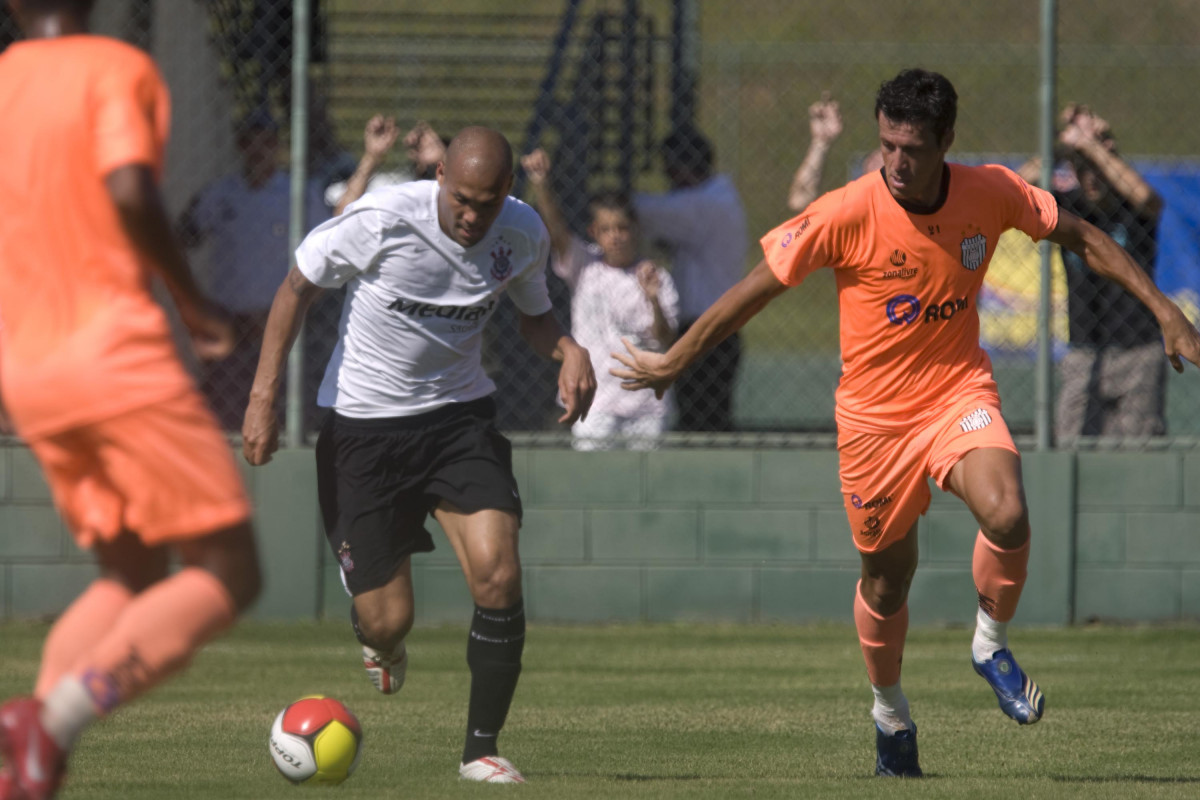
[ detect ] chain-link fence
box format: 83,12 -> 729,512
7,0 -> 1198,450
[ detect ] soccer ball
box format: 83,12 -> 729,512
269,695 -> 363,784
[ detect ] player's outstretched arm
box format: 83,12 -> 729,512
243,266 -> 326,465
517,310 -> 596,424
1048,210 -> 1200,372
612,259 -> 789,398
105,164 -> 234,361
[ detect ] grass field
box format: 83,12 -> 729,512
3,621 -> 1200,799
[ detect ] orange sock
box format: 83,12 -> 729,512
35,579 -> 134,699
972,531 -> 1029,623
69,568 -> 237,714
853,580 -> 908,687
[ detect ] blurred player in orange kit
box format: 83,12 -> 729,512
614,68 -> 1200,777
0,1 -> 261,797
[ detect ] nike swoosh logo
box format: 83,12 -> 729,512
473,730 -> 497,738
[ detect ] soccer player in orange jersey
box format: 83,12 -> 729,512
0,2 -> 261,797
614,69 -> 1200,777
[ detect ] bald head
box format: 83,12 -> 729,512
436,127 -> 515,248
443,126 -> 514,185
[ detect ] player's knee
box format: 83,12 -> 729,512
355,604 -> 414,648
860,571 -> 913,617
468,562 -> 522,608
181,522 -> 262,613
976,492 -> 1029,547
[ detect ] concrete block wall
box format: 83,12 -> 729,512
0,445 -> 1196,625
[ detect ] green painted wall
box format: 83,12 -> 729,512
1,445 -> 1197,626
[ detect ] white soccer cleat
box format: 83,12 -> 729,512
362,642 -> 407,695
459,756 -> 526,783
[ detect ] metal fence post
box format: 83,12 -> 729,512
1036,0 -> 1058,452
286,0 -> 311,448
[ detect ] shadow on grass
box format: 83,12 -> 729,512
1051,775 -> 1200,784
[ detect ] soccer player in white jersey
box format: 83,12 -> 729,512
242,126 -> 596,784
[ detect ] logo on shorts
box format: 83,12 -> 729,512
851,494 -> 893,511
338,541 -> 355,572
959,408 -> 993,433
859,515 -> 883,539
490,238 -> 514,280
960,230 -> 987,270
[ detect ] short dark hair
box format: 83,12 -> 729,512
587,189 -> 637,224
661,126 -> 713,177
875,68 -> 958,144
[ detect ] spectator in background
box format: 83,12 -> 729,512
326,118 -> 449,213
331,114 -> 402,216
1020,104 -> 1166,443
635,125 -> 748,432
788,92 -> 845,213
522,148 -> 679,450
789,91 -> 885,214
179,109 -> 329,429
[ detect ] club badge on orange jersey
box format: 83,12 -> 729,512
960,229 -> 987,271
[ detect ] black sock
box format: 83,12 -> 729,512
462,599 -> 525,763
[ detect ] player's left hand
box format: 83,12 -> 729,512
1160,307 -> 1200,373
611,337 -> 676,400
556,341 -> 596,424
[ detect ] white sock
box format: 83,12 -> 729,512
871,682 -> 912,734
40,676 -> 99,751
972,606 -> 1008,663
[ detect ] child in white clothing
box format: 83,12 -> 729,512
522,149 -> 678,449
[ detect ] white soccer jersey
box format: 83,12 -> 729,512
295,180 -> 553,418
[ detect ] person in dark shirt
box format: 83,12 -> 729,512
1022,104 -> 1166,443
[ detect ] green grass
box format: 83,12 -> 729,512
3,621 -> 1200,798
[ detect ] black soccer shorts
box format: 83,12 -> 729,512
315,397 -> 522,595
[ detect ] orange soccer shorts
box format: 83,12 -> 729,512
837,390 -> 1018,554
26,389 -> 251,548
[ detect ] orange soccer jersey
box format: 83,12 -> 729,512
761,164 -> 1059,433
0,35 -> 193,437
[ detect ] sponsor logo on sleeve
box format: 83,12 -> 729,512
780,217 -> 811,248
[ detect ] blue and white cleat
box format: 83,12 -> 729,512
874,723 -> 923,778
972,648 -> 1044,724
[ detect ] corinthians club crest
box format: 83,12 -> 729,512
960,231 -> 987,271
338,541 -> 354,572
489,237 -> 514,280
